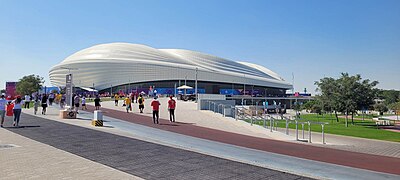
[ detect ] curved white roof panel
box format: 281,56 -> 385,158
49,43 -> 292,90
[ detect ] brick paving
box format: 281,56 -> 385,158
86,105 -> 400,175
3,113 -> 311,180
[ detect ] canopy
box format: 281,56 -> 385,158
80,87 -> 98,92
177,85 -> 193,89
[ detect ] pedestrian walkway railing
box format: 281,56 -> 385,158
203,103 -> 329,144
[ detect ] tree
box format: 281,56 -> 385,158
378,89 -> 400,105
315,73 -> 378,127
315,77 -> 338,120
16,74 -> 44,96
0,89 -> 5,94
374,103 -> 388,115
302,100 -> 315,113
293,102 -> 302,118
388,102 -> 400,120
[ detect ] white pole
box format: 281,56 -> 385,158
195,67 -> 198,102
243,74 -> 246,96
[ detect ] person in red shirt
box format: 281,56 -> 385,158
150,96 -> 161,124
6,101 -> 14,117
168,95 -> 176,122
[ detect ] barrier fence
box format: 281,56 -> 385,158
204,102 -> 328,144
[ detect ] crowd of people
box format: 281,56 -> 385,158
0,90 -> 178,127
117,93 -> 177,124
0,92 -> 103,128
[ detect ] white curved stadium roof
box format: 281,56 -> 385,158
49,43 -> 292,90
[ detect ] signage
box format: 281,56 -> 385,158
5,82 -> 17,99
65,74 -> 73,107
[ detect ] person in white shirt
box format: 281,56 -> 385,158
81,97 -> 87,110
0,95 -> 7,127
12,96 -> 24,127
24,94 -> 31,109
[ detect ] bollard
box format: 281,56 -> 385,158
270,118 -> 273,132
223,105 -> 225,117
214,103 -> 216,113
295,121 -> 298,141
92,110 -> 103,126
209,101 -> 211,111
302,123 -> 305,139
263,118 -> 266,128
250,116 -> 253,126
235,108 -> 238,120
285,119 -> 289,135
308,121 -> 312,143
322,124 -> 325,144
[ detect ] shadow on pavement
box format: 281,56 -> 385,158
5,125 -> 41,129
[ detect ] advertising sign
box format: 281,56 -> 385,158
65,74 -> 72,107
5,82 -> 17,99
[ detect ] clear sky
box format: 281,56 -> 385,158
0,0 -> 399,93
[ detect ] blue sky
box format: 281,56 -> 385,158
0,0 -> 399,93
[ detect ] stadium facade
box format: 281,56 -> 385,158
49,43 -> 292,96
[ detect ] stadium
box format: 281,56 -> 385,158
49,43 -> 292,96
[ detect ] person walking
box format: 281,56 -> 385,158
138,94 -> 145,113
130,93 -> 135,104
114,94 -> 119,106
24,94 -> 31,109
81,97 -> 87,110
168,96 -> 176,122
60,95 -> 66,109
12,96 -> 24,127
48,93 -> 55,106
41,94 -> 48,115
151,96 -> 161,124
94,95 -> 101,110
6,101 -> 14,117
74,95 -> 80,114
33,98 -> 40,115
0,95 -> 7,127
124,96 -> 131,113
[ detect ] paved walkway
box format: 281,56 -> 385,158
1,104 -> 398,179
86,100 -> 400,176
1,113 -> 310,180
100,98 -> 400,158
0,123 -> 140,179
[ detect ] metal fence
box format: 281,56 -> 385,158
226,106 -> 329,144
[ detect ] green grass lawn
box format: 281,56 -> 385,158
247,113 -> 400,142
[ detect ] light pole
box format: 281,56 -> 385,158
128,78 -> 131,94
243,74 -> 246,96
184,75 -> 187,96
195,67 -> 198,102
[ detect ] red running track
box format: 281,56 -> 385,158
86,105 -> 400,175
